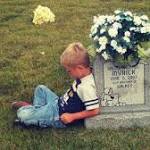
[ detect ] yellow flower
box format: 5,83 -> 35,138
33,5 -> 55,25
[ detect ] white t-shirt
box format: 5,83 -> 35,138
76,73 -> 99,110
59,73 -> 99,114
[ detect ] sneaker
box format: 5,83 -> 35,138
13,119 -> 22,126
13,119 -> 43,129
13,119 -> 28,129
12,101 -> 31,109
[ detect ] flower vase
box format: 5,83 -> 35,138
112,53 -> 140,68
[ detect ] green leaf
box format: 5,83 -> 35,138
137,43 -> 150,60
87,44 -> 96,58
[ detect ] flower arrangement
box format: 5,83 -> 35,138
33,5 -> 55,25
89,10 -> 150,67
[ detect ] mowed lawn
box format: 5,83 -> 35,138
0,0 -> 150,149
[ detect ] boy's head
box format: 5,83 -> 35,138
60,42 -> 91,79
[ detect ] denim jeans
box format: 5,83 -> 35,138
17,85 -> 66,128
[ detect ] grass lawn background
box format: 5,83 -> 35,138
0,0 -> 150,149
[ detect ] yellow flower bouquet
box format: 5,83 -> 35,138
33,5 -> 55,25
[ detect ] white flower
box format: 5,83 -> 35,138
141,27 -> 147,33
90,24 -> 98,35
124,31 -> 131,37
96,15 -> 106,25
142,21 -> 147,26
116,46 -> 127,54
140,15 -> 149,21
144,23 -> 150,32
100,45 -> 106,50
102,52 -> 109,60
133,16 -> 142,26
90,10 -> 150,61
123,36 -> 130,43
111,40 -> 117,48
108,28 -> 118,37
93,35 -> 99,41
100,28 -> 106,34
115,15 -> 121,21
96,48 -> 101,53
124,11 -> 133,17
129,27 -> 141,32
96,44 -> 106,53
33,5 -> 55,25
112,22 -> 122,29
98,36 -> 108,45
114,10 -> 121,14
107,15 -> 115,23
129,27 -> 136,31
122,48 -> 127,54
141,24 -> 150,33
93,16 -> 99,24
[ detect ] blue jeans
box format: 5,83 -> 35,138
17,85 -> 66,128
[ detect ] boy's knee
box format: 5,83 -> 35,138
17,109 -> 31,121
36,85 -> 47,90
35,85 -> 49,93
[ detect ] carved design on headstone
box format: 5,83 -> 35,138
101,87 -> 126,107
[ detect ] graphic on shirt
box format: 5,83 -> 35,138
59,74 -> 100,113
58,80 -> 85,115
68,90 -> 74,97
63,90 -> 70,104
62,85 -> 76,104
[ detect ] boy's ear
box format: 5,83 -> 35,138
77,65 -> 85,70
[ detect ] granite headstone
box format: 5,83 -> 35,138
85,56 -> 150,129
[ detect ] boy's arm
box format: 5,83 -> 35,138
60,108 -> 100,124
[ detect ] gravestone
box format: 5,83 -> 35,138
85,55 -> 150,129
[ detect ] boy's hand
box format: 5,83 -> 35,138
60,113 -> 74,124
60,109 -> 100,124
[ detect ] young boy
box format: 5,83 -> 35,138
12,42 -> 100,128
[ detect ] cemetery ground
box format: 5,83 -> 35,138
0,0 -> 150,149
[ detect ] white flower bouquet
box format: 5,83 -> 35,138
89,10 -> 150,67
33,5 -> 55,25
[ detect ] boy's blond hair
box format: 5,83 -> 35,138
60,42 -> 90,67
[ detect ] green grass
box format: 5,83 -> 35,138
0,0 -> 150,149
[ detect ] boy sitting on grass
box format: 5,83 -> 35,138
12,42 -> 100,128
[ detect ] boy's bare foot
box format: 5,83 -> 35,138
12,101 -> 31,109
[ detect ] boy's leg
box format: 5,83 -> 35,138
12,85 -> 56,109
16,85 -> 65,128
33,85 -> 58,106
